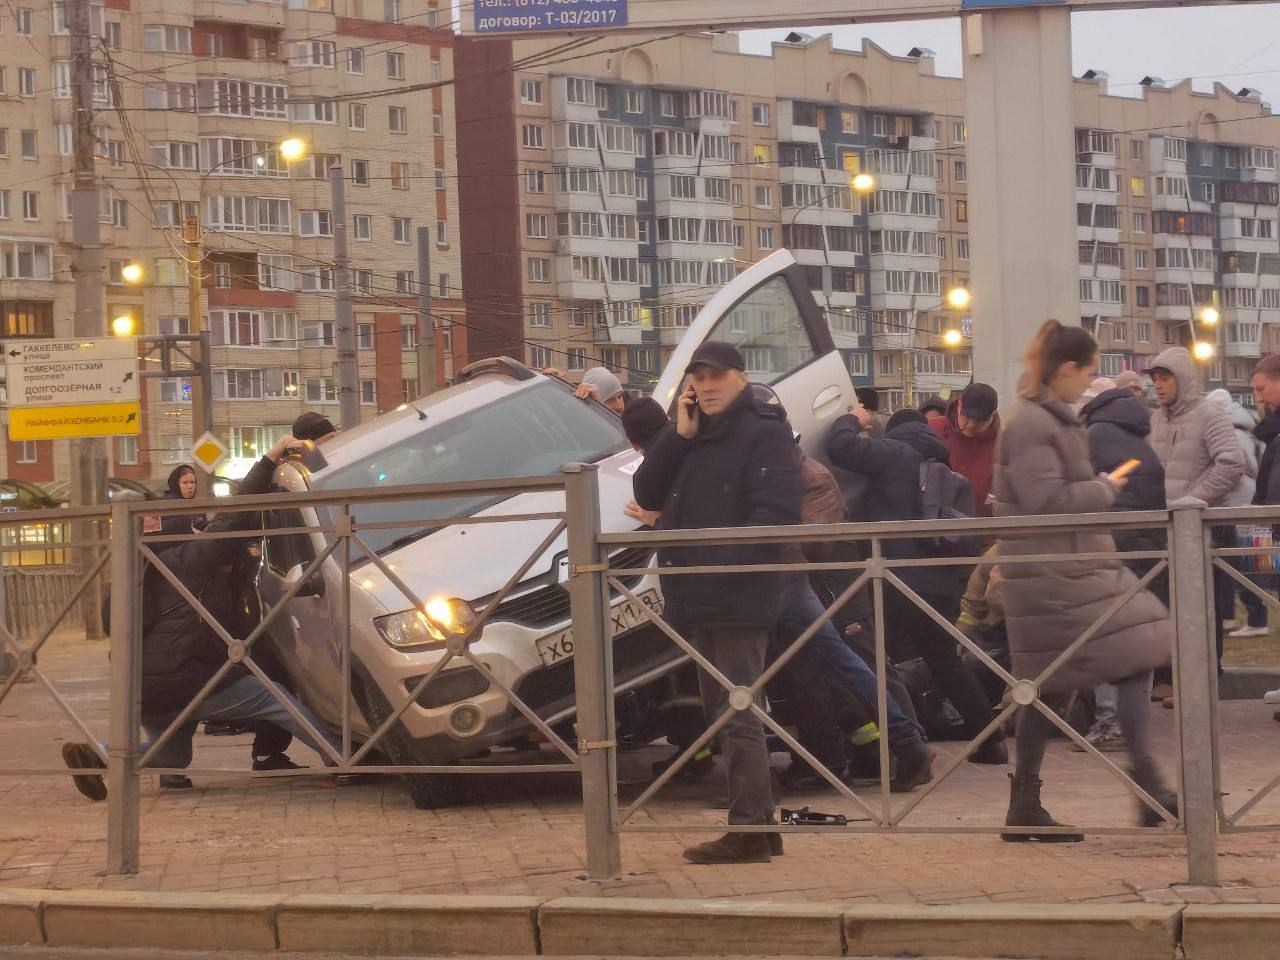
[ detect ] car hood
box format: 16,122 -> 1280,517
351,450 -> 645,615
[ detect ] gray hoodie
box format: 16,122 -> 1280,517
1147,348 -> 1244,507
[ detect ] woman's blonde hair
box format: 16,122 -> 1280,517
1019,319 -> 1098,399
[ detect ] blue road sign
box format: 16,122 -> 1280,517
473,0 -> 628,33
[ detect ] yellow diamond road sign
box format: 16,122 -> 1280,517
191,432 -> 227,474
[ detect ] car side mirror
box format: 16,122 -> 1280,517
284,563 -> 325,598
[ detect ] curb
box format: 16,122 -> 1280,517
0,887 -> 1268,958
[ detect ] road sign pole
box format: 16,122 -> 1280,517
70,0 -> 108,638
416,226 -> 437,397
184,215 -> 211,497
330,164 -> 360,430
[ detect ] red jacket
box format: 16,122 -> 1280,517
931,397 -> 1001,517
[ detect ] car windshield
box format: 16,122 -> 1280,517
313,380 -> 628,557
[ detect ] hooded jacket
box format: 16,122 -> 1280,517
1081,388 -> 1166,514
1147,347 -> 1244,507
1207,388 -> 1259,507
633,386 -> 801,629
826,414 -> 965,596
930,396 -> 1000,517
991,395 -> 1171,692
160,466 -> 206,535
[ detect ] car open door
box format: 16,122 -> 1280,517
652,249 -> 858,467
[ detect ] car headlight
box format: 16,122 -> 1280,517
374,597 -> 478,650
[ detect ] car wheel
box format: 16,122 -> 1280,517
350,668 -> 463,811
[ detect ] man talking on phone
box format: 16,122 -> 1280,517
633,341 -> 801,864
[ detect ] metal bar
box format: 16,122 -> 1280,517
340,507 -> 353,764
1030,560 -> 1166,691
27,666 -> 109,767
871,541 -> 891,824
239,656 -> 341,766
1225,769 -> 1280,826
1171,506 -> 1220,886
106,499 -> 140,875
349,651 -> 456,765
459,650 -> 580,764
137,661 -> 235,769
615,823 -> 1160,836
1213,558 -> 1280,614
884,571 -> 1020,690
563,465 -> 622,880
619,706 -> 736,825
748,702 -> 882,823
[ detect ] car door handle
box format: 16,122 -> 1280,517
812,385 -> 843,415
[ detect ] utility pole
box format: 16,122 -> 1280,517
183,214 -> 212,494
416,226 -> 437,397
70,0 -> 107,638
330,164 -> 359,428
901,348 -> 914,409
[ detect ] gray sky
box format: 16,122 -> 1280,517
742,6 -> 1280,106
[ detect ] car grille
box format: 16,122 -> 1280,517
480,546 -> 652,630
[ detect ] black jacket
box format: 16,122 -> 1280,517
633,387 -> 801,629
1082,389 -> 1167,514
1082,388 -> 1168,577
141,455 -> 276,718
825,415 -> 963,597
1255,410 -> 1280,506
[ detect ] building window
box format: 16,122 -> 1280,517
390,162 -> 410,190
347,47 -> 365,74
529,303 -> 551,328
438,274 -> 450,298
525,169 -> 546,193
393,217 -> 411,244
625,89 -> 644,114
387,52 -> 405,79
435,167 -> 446,190
522,124 -> 545,149
529,345 -> 553,369
353,214 -> 372,241
388,106 -> 407,134
400,322 -> 416,349
955,199 -> 968,223
952,121 -> 966,144
436,219 -> 448,245
1133,249 -> 1148,269
15,441 -> 38,464
521,79 -> 543,104
567,347 -> 586,370
395,270 -> 414,293
349,103 -> 367,131
757,226 -> 774,250
526,213 -> 548,238
20,130 -> 37,160
1131,139 -> 1145,161
953,160 -> 967,182
1202,182 -> 1215,203
528,257 -> 550,282
357,323 -> 375,350
298,210 -> 333,237
755,186 -> 772,208
21,192 -> 38,221
360,379 -> 377,405
848,353 -> 869,378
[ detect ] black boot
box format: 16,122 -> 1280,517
682,832 -> 772,864
1133,766 -> 1179,828
1001,773 -> 1084,843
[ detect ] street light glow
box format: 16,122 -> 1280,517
111,314 -> 136,337
1192,341 -> 1215,362
942,328 -> 964,348
278,138 -> 307,162
946,286 -> 972,310
851,173 -> 875,193
120,262 -> 144,285
1199,305 -> 1220,326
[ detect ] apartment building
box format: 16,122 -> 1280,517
0,0 -> 462,487
456,31 -> 1277,410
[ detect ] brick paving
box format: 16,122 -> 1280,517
4,633 -> 1280,906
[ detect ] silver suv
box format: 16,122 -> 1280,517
254,251 -> 862,807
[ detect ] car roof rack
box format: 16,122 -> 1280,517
456,356 -> 538,382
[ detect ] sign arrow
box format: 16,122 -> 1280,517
7,350 -> 18,358
125,412 -> 137,423
122,371 -> 134,383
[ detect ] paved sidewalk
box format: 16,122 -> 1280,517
4,634 -> 1280,906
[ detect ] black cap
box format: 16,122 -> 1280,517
621,397 -> 668,451
292,411 -> 337,442
959,383 -> 998,423
685,341 -> 745,374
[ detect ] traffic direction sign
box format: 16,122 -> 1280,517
7,402 -> 142,441
4,337 -> 140,408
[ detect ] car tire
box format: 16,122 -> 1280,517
350,667 -> 464,811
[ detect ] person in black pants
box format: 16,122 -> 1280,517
827,406 -> 1006,765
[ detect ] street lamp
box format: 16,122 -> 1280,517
278,137 -> 307,163
946,286 -> 972,310
851,172 -> 875,193
1199,305 -> 1220,326
941,328 -> 964,348
121,261 -> 144,285
1192,340 -> 1215,362
111,314 -> 136,337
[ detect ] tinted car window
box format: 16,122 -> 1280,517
313,380 -> 627,557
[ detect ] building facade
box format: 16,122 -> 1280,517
0,0 -> 462,486
456,31 -> 1277,410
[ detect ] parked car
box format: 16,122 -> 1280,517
252,250 -> 861,807
0,479 -> 63,512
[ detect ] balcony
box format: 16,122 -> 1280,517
777,102 -> 820,144
192,0 -> 286,27
872,331 -> 912,350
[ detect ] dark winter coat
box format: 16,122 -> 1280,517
992,395 -> 1171,693
825,414 -> 966,597
633,387 -> 801,630
160,466 -> 206,536
931,397 -> 1001,517
141,456 -> 275,718
1255,410 -> 1280,507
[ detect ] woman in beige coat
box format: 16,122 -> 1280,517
993,320 -> 1175,841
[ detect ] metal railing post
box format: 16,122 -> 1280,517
564,464 -> 622,880
106,498 -> 141,874
1171,504 -> 1219,886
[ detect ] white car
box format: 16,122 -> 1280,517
254,251 -> 862,807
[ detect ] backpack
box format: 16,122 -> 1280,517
917,460 -> 981,557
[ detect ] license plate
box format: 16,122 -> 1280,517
534,589 -> 663,667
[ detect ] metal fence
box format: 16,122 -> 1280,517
0,465 -> 1276,888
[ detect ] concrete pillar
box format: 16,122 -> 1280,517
963,7 -> 1080,400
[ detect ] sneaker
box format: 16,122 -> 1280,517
889,740 -> 933,792
1229,625 -> 1269,638
1265,690 -> 1280,705
682,832 -> 772,865
159,775 -> 193,789
1071,724 -> 1126,752
61,742 -> 106,802
252,753 -> 306,772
